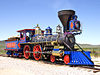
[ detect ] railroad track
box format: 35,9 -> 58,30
1,55 -> 100,73
21,57 -> 100,73
77,65 -> 100,73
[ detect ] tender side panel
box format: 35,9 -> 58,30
5,41 -> 20,50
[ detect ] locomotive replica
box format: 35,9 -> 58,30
4,10 -> 94,65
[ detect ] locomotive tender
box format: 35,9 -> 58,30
4,10 -> 94,65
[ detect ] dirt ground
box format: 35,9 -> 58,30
0,56 -> 100,75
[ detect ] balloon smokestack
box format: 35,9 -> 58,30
58,10 -> 75,32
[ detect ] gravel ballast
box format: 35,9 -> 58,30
0,56 -> 100,75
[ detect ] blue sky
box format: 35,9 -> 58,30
0,0 -> 100,45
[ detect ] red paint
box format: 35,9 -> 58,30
50,55 -> 55,63
17,29 -> 35,32
4,49 -> 18,51
17,29 -> 44,32
64,55 -> 70,64
33,45 -> 42,61
20,37 -> 25,41
18,43 -> 21,48
7,42 -> 16,48
23,45 -> 30,59
71,22 -> 74,29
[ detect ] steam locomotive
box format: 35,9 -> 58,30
4,10 -> 94,65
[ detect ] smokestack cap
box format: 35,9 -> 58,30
58,10 -> 75,16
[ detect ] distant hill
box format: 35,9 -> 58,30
0,41 -> 5,45
78,44 -> 100,48
0,41 -> 5,47
0,41 -> 6,55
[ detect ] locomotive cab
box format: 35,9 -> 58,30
17,27 -> 44,43
17,29 -> 36,43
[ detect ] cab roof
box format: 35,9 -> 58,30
17,29 -> 44,32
